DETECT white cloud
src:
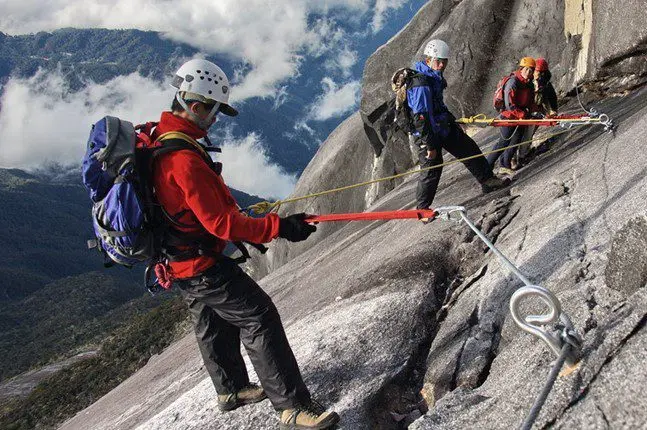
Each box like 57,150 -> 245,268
372,0 -> 409,33
325,46 -> 359,77
0,1 -> 411,100
0,70 -> 172,169
216,133 -> 296,199
308,77 -> 361,121
272,86 -> 289,110
0,70 -> 295,199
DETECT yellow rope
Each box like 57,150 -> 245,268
458,113 -> 492,124
246,127 -> 573,215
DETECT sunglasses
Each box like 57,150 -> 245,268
200,103 -> 221,116
187,100 -> 219,113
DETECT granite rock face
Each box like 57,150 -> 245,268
411,88 -> 647,429
255,0 -> 647,278
605,216 -> 647,296
60,85 -> 647,430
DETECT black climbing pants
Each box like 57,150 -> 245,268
414,124 -> 493,209
175,257 -> 311,411
486,125 -> 532,169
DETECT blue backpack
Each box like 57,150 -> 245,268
81,116 -> 265,291
82,116 -> 163,269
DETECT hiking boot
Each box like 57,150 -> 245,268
416,206 -> 435,225
279,400 -> 340,430
419,216 -> 435,225
481,176 -> 510,194
497,166 -> 515,177
217,383 -> 267,411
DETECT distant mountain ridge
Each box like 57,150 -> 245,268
0,165 -> 264,382
0,165 -> 264,301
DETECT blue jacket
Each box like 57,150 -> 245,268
406,61 -> 452,146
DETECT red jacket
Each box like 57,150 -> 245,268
501,70 -> 536,119
151,112 -> 280,279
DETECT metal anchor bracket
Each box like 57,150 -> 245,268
436,206 -> 582,365
510,286 -> 581,365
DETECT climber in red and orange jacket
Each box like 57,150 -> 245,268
150,59 -> 339,430
487,56 -> 538,174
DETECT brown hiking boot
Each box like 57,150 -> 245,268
416,206 -> 436,225
217,383 -> 267,411
279,400 -> 340,430
481,176 -> 510,194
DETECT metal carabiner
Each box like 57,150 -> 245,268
434,205 -> 466,223
598,113 -> 615,132
510,285 -> 565,359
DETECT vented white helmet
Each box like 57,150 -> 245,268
171,59 -> 238,128
423,39 -> 450,59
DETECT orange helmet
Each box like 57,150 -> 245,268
519,57 -> 536,68
535,58 -> 549,72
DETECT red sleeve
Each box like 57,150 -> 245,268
167,150 -> 280,244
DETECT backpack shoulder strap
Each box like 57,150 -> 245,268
152,132 -> 223,176
157,131 -> 210,158
504,73 -> 517,86
408,72 -> 427,89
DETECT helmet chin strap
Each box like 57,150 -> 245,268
175,93 -> 220,130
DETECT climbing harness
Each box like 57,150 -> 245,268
245,127 -> 575,215
306,205 -> 583,429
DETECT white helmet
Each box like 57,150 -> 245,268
423,39 -> 450,59
171,59 -> 238,128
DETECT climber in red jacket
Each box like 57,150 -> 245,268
152,59 -> 339,429
487,56 -> 538,175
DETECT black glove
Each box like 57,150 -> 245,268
278,213 -> 316,242
530,111 -> 545,119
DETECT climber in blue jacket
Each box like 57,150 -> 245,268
408,39 -> 507,211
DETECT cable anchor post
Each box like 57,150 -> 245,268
510,286 -> 582,366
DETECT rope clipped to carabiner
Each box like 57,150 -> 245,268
456,113 -> 614,132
